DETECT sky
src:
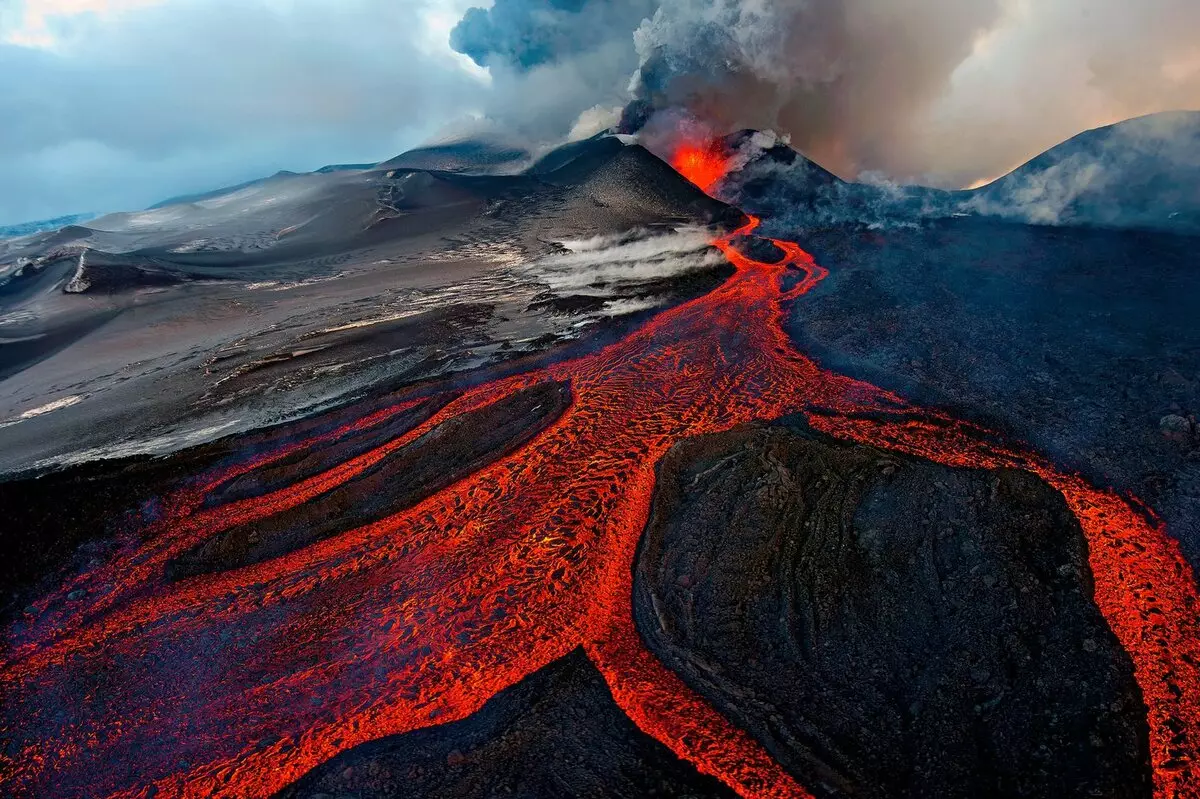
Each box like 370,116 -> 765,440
1,0 -> 1198,224
0,0 -> 491,224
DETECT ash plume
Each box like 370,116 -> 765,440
449,0 -> 657,141
450,0 -> 1200,188
627,0 -> 1004,180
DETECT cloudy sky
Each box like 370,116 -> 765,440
0,0 -> 491,224
2,0 -> 1198,224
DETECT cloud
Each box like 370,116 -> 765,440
448,0 -> 655,142
5,0 -> 1200,224
0,0 -> 488,224
627,0 -> 1200,187
451,0 -> 1200,190
626,0 -> 1007,180
910,0 -> 1200,187
3,0 -> 165,47
450,0 -> 655,72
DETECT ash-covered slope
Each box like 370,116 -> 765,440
965,111 -> 1200,234
0,135 -> 738,475
379,138 -> 530,174
1,134 -> 731,281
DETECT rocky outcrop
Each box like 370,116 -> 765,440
634,419 -> 1151,798
62,248 -> 190,294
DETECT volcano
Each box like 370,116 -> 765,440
0,127 -> 1198,799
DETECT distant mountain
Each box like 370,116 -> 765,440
378,139 -> 530,174
962,111 -> 1200,234
314,162 -> 377,174
147,171 -> 313,210
718,113 -> 1200,235
142,142 -> 529,213
0,213 -> 96,240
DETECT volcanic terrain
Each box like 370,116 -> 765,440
0,121 -> 1198,799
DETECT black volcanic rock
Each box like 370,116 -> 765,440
721,129 -> 843,190
203,394 -> 455,507
715,130 -> 947,232
276,649 -> 734,799
788,218 -> 1200,569
61,249 -> 193,294
634,420 -> 1151,798
964,111 -> 1200,234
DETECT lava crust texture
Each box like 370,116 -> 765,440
278,648 -> 735,799
635,420 -> 1151,798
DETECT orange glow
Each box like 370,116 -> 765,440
671,140 -> 730,193
2,210 -> 1197,799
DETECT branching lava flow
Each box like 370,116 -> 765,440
1,153 -> 1197,799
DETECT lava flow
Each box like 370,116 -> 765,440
2,156 -> 1198,799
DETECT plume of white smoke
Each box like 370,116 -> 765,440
452,0 -> 1200,188
524,226 -> 724,294
963,110 -> 1200,231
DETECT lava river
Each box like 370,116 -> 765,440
2,186 -> 1198,797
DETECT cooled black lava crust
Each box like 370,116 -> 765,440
633,418 -> 1151,798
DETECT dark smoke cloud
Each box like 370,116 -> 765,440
627,0 -> 1006,180
448,0 -> 655,142
453,0 -> 1200,188
451,0 -> 655,72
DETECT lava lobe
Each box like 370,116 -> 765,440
635,420 -> 1151,798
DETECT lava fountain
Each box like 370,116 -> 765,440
672,140 -> 731,194
1,145 -> 1197,799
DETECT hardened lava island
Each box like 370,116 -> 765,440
2,114 -> 1200,799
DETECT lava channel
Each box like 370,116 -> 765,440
1,163 -> 1198,799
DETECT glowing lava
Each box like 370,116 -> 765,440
671,140 -> 730,193
1,158 -> 1198,799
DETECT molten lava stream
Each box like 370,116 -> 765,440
1,196 -> 1197,799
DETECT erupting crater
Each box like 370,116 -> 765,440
1,143 -> 1197,799
672,141 -> 731,194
